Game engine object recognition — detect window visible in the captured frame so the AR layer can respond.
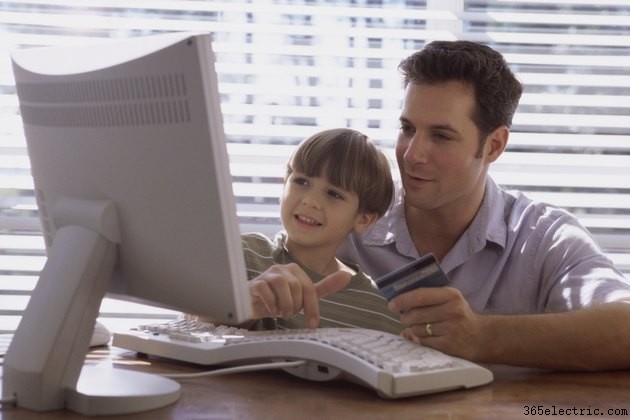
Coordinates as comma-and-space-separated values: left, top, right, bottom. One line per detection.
1, 0, 628, 333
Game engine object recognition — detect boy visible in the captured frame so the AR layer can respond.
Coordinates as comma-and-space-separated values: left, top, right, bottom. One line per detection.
242, 128, 402, 334
189, 128, 401, 334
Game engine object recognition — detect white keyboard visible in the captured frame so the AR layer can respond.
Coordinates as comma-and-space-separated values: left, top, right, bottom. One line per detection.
112, 320, 493, 399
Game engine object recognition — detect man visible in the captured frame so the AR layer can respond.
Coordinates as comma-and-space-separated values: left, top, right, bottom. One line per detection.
337, 40, 630, 371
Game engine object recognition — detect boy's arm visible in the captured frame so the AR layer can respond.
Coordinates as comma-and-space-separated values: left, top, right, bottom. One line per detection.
248, 264, 351, 329
183, 264, 351, 329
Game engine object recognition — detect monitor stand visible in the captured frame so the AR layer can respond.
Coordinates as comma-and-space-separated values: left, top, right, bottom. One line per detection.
1, 199, 180, 415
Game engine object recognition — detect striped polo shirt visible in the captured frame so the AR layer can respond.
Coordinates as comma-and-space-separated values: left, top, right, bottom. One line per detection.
242, 232, 402, 335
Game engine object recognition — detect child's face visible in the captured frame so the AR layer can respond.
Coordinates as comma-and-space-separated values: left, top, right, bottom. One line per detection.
281, 171, 371, 252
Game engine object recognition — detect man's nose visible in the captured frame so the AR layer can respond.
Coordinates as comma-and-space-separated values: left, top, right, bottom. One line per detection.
403, 132, 430, 164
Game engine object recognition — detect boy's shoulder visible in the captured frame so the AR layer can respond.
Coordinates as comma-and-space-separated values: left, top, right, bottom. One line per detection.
241, 231, 273, 244
240, 232, 279, 279
241, 232, 277, 255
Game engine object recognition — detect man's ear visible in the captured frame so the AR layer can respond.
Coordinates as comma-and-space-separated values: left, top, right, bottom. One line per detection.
353, 212, 378, 234
485, 125, 509, 163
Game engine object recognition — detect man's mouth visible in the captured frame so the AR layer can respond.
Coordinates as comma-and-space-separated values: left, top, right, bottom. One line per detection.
404, 172, 434, 187
407, 172, 429, 181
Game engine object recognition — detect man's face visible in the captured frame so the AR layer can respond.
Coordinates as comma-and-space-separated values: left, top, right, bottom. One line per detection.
395, 81, 491, 217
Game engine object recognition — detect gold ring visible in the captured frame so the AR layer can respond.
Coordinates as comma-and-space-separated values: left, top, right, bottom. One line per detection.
425, 323, 433, 337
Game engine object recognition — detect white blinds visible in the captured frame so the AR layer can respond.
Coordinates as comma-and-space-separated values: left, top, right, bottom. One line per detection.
1, 0, 629, 333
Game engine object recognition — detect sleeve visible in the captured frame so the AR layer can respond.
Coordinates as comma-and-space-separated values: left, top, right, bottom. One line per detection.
240, 232, 276, 281
534, 212, 630, 312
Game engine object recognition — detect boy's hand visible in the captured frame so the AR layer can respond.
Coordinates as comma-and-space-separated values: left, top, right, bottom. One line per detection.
249, 263, 352, 328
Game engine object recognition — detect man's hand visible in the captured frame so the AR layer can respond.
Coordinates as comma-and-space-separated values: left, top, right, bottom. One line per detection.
249, 263, 352, 329
389, 286, 484, 361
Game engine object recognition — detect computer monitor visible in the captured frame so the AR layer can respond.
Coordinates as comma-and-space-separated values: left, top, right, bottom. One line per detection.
3, 32, 253, 415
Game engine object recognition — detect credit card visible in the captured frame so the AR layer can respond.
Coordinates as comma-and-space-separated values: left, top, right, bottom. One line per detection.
376, 253, 448, 300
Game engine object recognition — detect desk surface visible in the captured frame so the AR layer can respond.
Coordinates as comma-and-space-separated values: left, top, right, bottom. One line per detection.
1, 346, 629, 419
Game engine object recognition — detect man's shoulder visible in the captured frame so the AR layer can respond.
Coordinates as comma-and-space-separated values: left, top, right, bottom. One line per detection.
505, 189, 578, 229
500, 189, 600, 262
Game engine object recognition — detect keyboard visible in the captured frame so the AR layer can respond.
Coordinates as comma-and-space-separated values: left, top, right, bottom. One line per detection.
112, 320, 493, 399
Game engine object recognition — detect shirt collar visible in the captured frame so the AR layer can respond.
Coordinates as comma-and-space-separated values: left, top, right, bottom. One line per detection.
359, 177, 508, 257
468, 176, 508, 251
360, 183, 418, 258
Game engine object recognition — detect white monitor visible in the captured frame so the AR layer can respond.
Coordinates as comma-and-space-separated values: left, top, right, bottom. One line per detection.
3, 32, 252, 415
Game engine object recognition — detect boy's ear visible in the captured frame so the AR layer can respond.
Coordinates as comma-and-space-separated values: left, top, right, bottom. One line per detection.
353, 212, 378, 234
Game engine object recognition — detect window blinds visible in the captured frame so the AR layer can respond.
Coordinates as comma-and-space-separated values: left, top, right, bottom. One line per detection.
0, 0, 628, 333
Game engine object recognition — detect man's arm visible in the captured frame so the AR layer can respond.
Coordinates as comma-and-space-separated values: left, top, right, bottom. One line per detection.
391, 287, 630, 371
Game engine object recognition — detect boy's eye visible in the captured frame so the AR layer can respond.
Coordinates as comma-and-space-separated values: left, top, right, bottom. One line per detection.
327, 189, 344, 200
293, 177, 309, 186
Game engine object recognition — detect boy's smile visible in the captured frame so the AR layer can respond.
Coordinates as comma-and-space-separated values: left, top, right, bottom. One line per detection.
280, 171, 369, 273
294, 213, 322, 228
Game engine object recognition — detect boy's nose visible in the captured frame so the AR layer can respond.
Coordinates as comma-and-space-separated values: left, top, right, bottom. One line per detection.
301, 193, 322, 209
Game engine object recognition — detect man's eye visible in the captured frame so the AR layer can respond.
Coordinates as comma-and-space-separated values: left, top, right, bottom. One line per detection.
399, 124, 413, 134
433, 132, 451, 141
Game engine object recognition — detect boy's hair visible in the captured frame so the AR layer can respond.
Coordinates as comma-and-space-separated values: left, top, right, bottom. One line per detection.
398, 40, 523, 150
286, 128, 394, 218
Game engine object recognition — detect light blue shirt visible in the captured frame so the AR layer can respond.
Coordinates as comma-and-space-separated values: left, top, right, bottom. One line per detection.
337, 177, 630, 314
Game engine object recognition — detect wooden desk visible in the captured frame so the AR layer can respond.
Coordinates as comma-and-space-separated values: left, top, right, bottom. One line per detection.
1, 346, 629, 419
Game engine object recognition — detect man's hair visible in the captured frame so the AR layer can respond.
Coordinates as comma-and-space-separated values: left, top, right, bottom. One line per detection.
398, 40, 523, 143
286, 128, 394, 218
